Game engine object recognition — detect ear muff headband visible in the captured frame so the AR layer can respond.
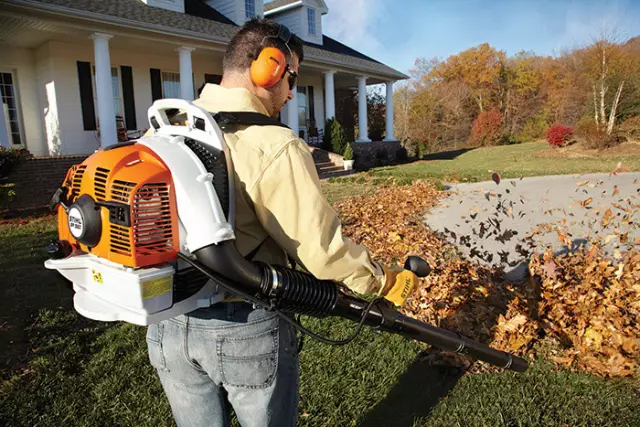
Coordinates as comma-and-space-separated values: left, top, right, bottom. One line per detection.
250, 24, 293, 89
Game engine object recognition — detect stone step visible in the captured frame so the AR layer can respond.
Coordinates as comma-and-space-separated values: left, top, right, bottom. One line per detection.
318, 169, 355, 180
315, 161, 342, 171
317, 165, 345, 174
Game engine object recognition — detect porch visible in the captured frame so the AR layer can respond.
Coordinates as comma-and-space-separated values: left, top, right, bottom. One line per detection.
0, 9, 398, 156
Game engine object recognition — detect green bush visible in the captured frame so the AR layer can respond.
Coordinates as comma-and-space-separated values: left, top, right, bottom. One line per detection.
342, 143, 353, 160
401, 138, 420, 158
417, 141, 430, 159
500, 134, 520, 145
322, 118, 347, 154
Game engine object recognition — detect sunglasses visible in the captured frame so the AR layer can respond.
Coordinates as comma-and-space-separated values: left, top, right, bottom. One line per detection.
283, 66, 298, 90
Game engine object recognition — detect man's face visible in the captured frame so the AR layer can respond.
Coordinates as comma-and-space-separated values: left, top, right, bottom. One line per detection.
268, 53, 299, 118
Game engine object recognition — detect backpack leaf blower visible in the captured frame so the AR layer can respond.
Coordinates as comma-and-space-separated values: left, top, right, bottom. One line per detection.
44, 100, 528, 373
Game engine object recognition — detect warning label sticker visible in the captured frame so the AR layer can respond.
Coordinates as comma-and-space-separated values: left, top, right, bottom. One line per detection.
141, 276, 172, 300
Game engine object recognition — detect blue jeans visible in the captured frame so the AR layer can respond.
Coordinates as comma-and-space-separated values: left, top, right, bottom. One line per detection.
146, 302, 300, 427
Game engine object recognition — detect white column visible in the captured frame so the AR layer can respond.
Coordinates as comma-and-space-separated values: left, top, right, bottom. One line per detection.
323, 71, 336, 121
384, 81, 396, 141
177, 47, 195, 101
90, 33, 116, 148
287, 86, 299, 136
356, 76, 370, 142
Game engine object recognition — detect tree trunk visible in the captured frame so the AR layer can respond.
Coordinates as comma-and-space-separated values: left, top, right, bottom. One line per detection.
606, 80, 624, 135
477, 94, 483, 112
599, 44, 607, 128
593, 83, 599, 129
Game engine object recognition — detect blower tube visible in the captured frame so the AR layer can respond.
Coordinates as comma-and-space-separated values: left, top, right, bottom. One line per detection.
191, 243, 529, 373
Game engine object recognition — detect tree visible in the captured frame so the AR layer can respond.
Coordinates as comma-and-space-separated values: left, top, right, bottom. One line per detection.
430, 43, 506, 113
579, 29, 640, 134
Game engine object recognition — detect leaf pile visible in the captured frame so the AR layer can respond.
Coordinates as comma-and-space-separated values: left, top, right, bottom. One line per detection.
334, 181, 639, 378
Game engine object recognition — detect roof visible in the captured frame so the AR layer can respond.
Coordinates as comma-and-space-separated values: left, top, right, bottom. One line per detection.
264, 0, 300, 13
313, 36, 381, 64
2, 0, 408, 79
184, 0, 235, 25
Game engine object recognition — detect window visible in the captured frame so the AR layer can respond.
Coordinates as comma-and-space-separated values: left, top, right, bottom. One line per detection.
161, 72, 181, 98
245, 0, 256, 19
92, 66, 124, 125
308, 8, 316, 35
0, 71, 24, 146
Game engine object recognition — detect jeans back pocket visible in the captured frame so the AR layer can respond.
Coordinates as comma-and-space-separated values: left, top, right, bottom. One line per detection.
146, 323, 168, 371
218, 327, 278, 389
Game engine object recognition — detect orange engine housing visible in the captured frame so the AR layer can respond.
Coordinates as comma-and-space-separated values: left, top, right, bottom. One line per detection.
58, 143, 179, 268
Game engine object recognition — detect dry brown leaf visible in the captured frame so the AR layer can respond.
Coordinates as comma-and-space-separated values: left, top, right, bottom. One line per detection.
334, 182, 640, 379
580, 197, 593, 208
576, 180, 589, 187
491, 171, 501, 186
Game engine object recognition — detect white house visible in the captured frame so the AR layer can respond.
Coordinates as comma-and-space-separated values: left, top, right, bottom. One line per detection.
0, 0, 408, 156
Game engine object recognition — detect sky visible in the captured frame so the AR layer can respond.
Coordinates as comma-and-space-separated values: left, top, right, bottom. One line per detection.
321, 0, 640, 76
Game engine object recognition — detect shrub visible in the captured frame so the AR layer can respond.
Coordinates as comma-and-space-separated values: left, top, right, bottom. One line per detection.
470, 110, 504, 147
499, 134, 519, 145
574, 120, 617, 150
546, 124, 574, 147
618, 116, 640, 142
322, 118, 347, 154
0, 146, 32, 178
395, 146, 409, 163
342, 143, 353, 161
400, 138, 420, 158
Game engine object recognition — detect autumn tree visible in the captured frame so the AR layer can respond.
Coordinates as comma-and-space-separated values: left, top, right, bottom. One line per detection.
579, 29, 640, 134
429, 43, 506, 113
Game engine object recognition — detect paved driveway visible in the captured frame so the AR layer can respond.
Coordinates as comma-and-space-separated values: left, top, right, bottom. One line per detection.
425, 172, 640, 281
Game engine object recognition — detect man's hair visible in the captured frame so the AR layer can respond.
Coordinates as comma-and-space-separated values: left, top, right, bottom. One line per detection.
223, 18, 304, 74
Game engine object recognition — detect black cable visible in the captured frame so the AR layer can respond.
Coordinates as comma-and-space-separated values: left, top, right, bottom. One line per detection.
177, 252, 381, 347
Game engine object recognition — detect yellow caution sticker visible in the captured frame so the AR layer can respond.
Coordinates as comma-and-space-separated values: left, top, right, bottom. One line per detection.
92, 270, 103, 284
141, 276, 172, 300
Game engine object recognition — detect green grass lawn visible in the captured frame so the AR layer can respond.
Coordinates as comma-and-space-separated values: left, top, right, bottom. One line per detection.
2, 142, 640, 426
365, 141, 640, 183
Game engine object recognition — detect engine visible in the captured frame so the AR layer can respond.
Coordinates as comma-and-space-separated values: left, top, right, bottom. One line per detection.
45, 100, 236, 325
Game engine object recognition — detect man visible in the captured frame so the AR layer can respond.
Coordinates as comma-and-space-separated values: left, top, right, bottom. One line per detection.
146, 18, 419, 427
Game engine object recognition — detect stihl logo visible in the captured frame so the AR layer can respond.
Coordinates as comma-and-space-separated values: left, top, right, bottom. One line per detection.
401, 277, 411, 298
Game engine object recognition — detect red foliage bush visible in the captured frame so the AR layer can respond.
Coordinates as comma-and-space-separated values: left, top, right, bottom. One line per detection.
546, 124, 574, 147
470, 110, 504, 147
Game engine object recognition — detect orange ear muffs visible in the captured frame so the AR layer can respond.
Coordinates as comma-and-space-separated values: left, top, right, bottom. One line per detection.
251, 47, 287, 89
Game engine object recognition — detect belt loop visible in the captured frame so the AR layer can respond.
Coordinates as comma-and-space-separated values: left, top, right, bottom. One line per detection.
226, 302, 235, 319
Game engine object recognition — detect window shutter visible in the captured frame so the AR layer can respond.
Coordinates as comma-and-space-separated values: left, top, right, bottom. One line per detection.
308, 86, 315, 126
150, 68, 162, 101
120, 66, 137, 130
77, 61, 96, 131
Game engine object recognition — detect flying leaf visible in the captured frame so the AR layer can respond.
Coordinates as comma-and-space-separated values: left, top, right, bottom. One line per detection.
580, 197, 593, 208
576, 180, 589, 187
612, 185, 619, 197
491, 172, 501, 186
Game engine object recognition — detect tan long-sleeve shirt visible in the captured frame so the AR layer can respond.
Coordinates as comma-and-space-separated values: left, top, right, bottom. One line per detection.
163, 84, 384, 294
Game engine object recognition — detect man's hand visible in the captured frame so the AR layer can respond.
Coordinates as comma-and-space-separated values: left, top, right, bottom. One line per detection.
380, 265, 419, 307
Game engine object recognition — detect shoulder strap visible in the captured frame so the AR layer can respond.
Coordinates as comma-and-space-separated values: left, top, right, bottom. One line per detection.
213, 111, 290, 130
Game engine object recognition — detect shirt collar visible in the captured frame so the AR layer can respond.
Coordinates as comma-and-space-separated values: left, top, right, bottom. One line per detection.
198, 84, 270, 116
